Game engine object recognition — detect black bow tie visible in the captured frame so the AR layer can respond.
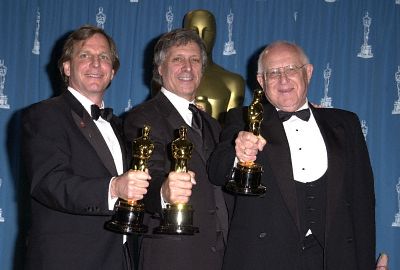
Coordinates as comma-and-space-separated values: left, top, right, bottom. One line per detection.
278, 108, 311, 122
91, 104, 113, 122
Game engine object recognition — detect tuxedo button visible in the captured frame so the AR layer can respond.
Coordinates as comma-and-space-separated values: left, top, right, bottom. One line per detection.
258, 232, 267, 238
346, 237, 353, 243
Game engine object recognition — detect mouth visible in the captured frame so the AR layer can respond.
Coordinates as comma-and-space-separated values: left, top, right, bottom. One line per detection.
177, 73, 194, 81
86, 73, 103, 79
278, 87, 293, 93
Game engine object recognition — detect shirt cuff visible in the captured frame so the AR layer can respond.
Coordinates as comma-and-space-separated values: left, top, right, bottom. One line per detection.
108, 177, 118, 210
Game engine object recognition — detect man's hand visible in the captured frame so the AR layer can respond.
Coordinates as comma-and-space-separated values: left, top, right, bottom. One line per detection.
235, 131, 267, 163
111, 169, 151, 201
161, 171, 196, 204
376, 253, 389, 270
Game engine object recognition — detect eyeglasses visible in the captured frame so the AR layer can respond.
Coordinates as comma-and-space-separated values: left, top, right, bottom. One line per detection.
263, 64, 307, 80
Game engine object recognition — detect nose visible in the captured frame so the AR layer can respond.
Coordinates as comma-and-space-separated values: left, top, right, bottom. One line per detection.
91, 55, 100, 67
181, 59, 192, 71
278, 71, 289, 83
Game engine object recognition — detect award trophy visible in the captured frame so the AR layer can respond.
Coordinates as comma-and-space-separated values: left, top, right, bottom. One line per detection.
225, 89, 266, 195
105, 125, 154, 234
154, 126, 199, 235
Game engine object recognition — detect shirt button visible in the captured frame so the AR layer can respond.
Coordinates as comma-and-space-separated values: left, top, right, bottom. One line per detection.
258, 232, 267, 238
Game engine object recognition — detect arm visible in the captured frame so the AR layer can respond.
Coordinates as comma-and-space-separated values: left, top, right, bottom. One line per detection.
347, 113, 376, 269
23, 104, 149, 215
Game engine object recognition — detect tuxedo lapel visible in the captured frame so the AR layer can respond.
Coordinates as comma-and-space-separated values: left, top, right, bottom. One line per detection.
311, 107, 345, 238
110, 119, 128, 172
259, 103, 301, 232
157, 92, 207, 163
63, 91, 118, 176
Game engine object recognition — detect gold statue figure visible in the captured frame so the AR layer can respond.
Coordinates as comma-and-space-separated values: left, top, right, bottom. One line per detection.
105, 125, 154, 234
248, 89, 264, 137
171, 127, 193, 173
154, 126, 199, 235
225, 90, 266, 195
132, 125, 154, 172
183, 9, 245, 121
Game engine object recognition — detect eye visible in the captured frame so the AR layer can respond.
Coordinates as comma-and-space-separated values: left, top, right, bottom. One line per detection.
78, 52, 89, 59
267, 69, 281, 78
285, 65, 298, 75
172, 56, 184, 63
99, 53, 111, 61
190, 57, 201, 64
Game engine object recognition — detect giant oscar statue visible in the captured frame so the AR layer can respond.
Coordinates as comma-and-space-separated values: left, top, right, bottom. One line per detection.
105, 125, 154, 234
184, 9, 245, 122
225, 89, 266, 195
154, 126, 199, 235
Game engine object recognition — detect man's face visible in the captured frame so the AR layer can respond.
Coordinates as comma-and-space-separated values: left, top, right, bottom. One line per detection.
158, 42, 203, 101
257, 44, 313, 112
63, 33, 114, 100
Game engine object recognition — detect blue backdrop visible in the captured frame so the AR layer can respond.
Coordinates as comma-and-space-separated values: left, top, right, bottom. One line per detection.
0, 0, 399, 269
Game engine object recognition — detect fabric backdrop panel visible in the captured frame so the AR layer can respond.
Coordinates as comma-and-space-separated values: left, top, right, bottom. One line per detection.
0, 0, 399, 269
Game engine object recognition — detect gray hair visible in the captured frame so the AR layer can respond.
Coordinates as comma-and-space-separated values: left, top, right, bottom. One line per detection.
257, 41, 310, 74
152, 28, 207, 85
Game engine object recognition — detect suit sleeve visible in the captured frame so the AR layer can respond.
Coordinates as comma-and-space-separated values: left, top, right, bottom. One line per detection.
124, 107, 169, 215
347, 113, 376, 269
208, 107, 246, 186
22, 105, 112, 215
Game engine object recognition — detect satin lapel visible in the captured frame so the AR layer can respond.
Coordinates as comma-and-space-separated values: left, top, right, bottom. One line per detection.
157, 93, 206, 163
63, 91, 118, 176
201, 112, 218, 161
259, 103, 301, 232
311, 107, 345, 237
110, 118, 128, 172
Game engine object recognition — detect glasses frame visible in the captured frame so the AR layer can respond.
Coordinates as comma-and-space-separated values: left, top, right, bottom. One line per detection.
262, 64, 307, 81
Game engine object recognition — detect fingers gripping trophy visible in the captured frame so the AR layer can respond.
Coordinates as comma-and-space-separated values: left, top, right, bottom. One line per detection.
225, 89, 266, 195
154, 126, 199, 235
106, 125, 154, 234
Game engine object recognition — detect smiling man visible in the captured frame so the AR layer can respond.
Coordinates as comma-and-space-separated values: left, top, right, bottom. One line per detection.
208, 41, 376, 270
22, 25, 150, 270
124, 28, 228, 270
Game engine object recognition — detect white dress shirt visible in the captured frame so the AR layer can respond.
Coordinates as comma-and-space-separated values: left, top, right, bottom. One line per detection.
280, 102, 327, 183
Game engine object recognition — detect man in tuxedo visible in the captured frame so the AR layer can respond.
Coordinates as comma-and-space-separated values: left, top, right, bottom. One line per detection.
208, 41, 375, 269
124, 28, 228, 270
22, 25, 150, 270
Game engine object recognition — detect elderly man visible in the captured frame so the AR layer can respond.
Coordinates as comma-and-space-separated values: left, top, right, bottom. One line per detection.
208, 41, 375, 270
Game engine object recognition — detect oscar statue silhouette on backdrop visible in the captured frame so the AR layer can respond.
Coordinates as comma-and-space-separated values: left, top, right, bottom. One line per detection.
151, 9, 245, 122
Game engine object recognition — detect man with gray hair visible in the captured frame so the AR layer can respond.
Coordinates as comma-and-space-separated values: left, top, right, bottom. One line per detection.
124, 28, 228, 270
208, 41, 375, 270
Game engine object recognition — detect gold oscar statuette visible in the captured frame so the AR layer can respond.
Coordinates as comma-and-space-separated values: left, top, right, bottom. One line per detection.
105, 125, 154, 234
225, 89, 266, 195
154, 126, 199, 235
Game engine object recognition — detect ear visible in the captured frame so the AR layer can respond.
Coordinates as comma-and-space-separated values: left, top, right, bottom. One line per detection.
110, 69, 115, 81
63, 61, 71, 77
305, 64, 313, 83
157, 65, 163, 77
256, 73, 264, 89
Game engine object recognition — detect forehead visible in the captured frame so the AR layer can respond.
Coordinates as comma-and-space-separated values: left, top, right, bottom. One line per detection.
74, 33, 110, 52
263, 45, 303, 68
165, 42, 201, 56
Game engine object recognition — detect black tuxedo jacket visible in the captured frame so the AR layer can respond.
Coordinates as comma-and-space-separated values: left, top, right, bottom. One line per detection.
208, 101, 376, 270
124, 92, 228, 270
22, 91, 133, 270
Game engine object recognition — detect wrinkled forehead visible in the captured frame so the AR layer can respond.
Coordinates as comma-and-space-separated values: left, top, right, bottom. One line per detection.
263, 45, 303, 68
